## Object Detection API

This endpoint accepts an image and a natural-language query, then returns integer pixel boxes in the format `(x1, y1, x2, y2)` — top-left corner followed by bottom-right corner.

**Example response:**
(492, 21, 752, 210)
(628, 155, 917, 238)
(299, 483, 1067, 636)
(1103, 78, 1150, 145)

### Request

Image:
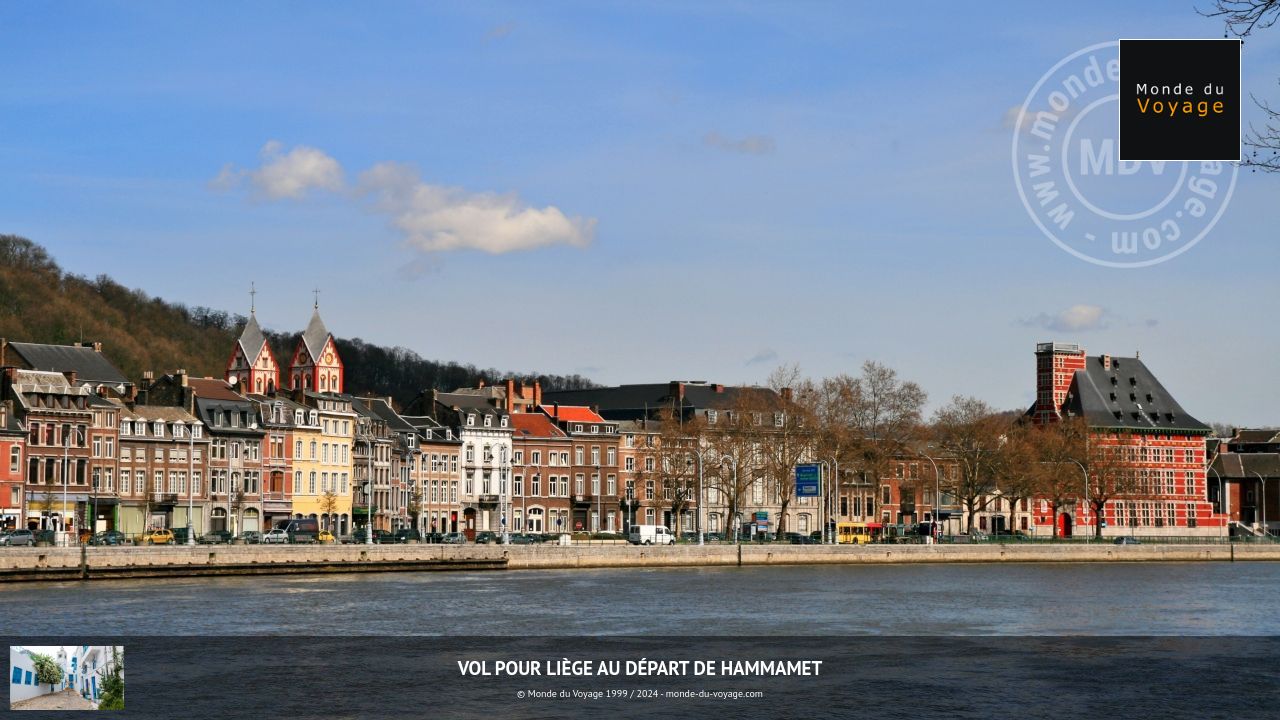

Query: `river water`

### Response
(2, 562, 1276, 636)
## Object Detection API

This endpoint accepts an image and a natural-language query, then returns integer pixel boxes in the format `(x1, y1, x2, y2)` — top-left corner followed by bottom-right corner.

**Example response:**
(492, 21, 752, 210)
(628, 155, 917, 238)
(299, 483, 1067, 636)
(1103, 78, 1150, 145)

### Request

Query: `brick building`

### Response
(0, 400, 24, 531)
(114, 402, 208, 536)
(509, 411, 572, 534)
(1208, 429, 1280, 535)
(539, 405, 622, 533)
(1029, 342, 1220, 537)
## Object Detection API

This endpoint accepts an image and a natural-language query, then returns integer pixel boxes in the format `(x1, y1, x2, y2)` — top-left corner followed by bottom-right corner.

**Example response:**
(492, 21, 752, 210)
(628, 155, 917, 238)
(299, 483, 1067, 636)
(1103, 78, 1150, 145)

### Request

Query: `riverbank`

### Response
(1, 542, 1278, 581)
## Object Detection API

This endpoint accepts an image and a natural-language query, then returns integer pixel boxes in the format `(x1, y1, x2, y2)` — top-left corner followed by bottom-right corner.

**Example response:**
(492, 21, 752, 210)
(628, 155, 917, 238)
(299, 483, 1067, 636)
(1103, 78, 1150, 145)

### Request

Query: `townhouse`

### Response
(0, 400, 24, 531)
(509, 411, 572, 534)
(539, 404, 623, 533)
(401, 413, 463, 533)
(114, 402, 208, 536)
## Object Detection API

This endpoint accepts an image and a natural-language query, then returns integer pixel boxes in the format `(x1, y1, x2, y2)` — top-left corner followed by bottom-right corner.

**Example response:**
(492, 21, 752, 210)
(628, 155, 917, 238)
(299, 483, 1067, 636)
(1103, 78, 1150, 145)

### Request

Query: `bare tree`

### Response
(753, 366, 814, 536)
(1077, 426, 1140, 539)
(841, 362, 928, 522)
(1200, 0, 1280, 170)
(704, 394, 764, 543)
(991, 422, 1040, 535)
(932, 396, 1004, 533)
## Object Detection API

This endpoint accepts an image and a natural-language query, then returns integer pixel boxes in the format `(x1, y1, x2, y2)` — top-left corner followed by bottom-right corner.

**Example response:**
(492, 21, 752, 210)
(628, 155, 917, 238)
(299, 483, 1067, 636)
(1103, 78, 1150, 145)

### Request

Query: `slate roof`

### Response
(1211, 452, 1280, 479)
(1059, 355, 1210, 434)
(6, 342, 129, 386)
(542, 382, 783, 420)
(435, 392, 508, 416)
(300, 308, 331, 361)
(236, 313, 269, 361)
(1233, 429, 1280, 445)
(352, 396, 415, 433)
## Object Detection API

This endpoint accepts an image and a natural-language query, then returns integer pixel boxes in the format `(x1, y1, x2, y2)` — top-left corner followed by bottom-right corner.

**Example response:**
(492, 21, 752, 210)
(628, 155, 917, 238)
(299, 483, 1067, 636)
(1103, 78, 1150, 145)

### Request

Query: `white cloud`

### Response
(1021, 304, 1109, 332)
(209, 140, 344, 200)
(703, 131, 776, 155)
(358, 162, 596, 254)
(212, 144, 596, 255)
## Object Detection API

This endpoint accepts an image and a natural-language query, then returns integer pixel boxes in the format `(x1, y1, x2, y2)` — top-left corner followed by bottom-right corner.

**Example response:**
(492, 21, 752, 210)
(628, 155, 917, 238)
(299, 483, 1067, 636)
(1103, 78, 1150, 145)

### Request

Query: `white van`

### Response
(629, 524, 676, 546)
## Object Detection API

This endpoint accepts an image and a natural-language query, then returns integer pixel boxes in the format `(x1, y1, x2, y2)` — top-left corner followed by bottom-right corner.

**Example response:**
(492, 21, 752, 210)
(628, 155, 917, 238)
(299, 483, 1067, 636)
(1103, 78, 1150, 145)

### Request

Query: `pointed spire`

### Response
(313, 287, 321, 310)
(302, 305, 331, 361)
(250, 282, 257, 315)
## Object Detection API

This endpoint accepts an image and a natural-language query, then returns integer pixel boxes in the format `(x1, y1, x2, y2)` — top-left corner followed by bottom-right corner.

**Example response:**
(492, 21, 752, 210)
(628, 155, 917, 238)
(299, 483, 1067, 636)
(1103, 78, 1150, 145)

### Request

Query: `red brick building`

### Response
(0, 400, 24, 531)
(509, 412, 571, 534)
(539, 405, 622, 533)
(1029, 342, 1220, 537)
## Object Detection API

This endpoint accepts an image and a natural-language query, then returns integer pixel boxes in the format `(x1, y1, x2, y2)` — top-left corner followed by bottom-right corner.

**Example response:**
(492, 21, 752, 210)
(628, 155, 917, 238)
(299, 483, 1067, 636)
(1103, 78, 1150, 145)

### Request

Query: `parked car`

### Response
(199, 530, 233, 544)
(784, 532, 816, 545)
(350, 528, 394, 544)
(474, 531, 499, 544)
(1114, 536, 1141, 545)
(441, 532, 467, 544)
(238, 530, 262, 544)
(0, 529, 35, 546)
(144, 529, 175, 545)
(262, 528, 291, 544)
(89, 530, 127, 546)
(393, 529, 422, 543)
(508, 533, 540, 545)
(317, 530, 336, 543)
(421, 532, 443, 544)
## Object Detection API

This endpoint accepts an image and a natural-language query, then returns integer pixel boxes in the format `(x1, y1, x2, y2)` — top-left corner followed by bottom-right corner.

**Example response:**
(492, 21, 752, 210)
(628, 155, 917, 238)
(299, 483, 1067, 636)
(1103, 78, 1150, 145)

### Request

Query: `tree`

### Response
(97, 647, 125, 710)
(704, 394, 764, 543)
(990, 422, 1040, 535)
(1078, 426, 1141, 539)
(932, 396, 1004, 533)
(1027, 419, 1088, 538)
(318, 490, 340, 531)
(1200, 1, 1280, 170)
(646, 408, 699, 537)
(753, 365, 814, 536)
(30, 652, 63, 692)
(406, 485, 422, 530)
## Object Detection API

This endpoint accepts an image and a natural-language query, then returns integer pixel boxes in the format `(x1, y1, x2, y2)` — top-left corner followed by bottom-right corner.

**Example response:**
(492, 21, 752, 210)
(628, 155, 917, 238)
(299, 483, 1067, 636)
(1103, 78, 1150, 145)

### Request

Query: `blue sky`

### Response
(2, 1, 1277, 425)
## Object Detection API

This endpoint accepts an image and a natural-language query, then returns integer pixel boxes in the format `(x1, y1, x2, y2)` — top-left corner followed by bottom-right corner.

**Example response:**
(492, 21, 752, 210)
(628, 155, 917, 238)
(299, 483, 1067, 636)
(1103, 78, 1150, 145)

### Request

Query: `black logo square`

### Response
(1119, 39, 1241, 161)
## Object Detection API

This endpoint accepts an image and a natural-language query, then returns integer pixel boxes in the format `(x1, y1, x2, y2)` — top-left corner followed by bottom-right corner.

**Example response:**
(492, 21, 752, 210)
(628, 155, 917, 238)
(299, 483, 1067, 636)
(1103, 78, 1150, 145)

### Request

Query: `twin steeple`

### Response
(226, 285, 344, 395)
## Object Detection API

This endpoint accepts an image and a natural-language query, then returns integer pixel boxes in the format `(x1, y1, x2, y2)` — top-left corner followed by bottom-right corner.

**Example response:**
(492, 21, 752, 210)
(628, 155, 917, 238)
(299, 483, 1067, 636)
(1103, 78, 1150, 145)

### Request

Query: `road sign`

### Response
(795, 463, 821, 497)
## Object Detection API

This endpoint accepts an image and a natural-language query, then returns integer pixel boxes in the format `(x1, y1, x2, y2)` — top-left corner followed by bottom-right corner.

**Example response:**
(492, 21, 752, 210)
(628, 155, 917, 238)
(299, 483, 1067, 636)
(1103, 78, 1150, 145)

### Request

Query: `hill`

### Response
(0, 234, 596, 403)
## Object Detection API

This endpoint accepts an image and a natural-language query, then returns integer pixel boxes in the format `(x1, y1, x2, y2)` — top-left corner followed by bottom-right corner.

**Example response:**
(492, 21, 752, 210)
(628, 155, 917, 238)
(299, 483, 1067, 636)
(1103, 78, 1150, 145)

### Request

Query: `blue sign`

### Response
(795, 463, 821, 497)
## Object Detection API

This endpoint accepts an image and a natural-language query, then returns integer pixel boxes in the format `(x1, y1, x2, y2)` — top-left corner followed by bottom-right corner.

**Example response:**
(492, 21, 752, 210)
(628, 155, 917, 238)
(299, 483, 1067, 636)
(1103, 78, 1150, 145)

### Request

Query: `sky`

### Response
(2, 1, 1277, 426)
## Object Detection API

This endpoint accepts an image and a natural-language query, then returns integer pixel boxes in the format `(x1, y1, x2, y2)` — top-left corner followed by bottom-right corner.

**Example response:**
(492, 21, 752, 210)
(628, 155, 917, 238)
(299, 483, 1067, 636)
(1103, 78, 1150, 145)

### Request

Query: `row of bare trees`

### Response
(629, 362, 1155, 540)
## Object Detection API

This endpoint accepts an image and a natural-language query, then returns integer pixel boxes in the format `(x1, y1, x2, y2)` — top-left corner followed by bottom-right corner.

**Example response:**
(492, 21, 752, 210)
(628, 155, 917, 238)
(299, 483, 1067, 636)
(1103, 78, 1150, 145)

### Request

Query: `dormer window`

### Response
(173, 423, 185, 438)
(468, 414, 475, 426)
(136, 422, 147, 436)
(153, 421, 165, 436)
(120, 421, 131, 436)
(192, 425, 202, 439)
(500, 417, 507, 428)
(590, 425, 598, 434)
(774, 412, 784, 427)
(484, 415, 492, 427)
(574, 424, 583, 433)
(707, 410, 717, 424)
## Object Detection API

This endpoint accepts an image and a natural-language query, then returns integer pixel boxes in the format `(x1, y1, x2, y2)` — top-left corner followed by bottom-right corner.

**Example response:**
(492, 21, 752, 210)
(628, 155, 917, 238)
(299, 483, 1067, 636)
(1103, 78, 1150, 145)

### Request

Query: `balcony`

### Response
(478, 494, 500, 506)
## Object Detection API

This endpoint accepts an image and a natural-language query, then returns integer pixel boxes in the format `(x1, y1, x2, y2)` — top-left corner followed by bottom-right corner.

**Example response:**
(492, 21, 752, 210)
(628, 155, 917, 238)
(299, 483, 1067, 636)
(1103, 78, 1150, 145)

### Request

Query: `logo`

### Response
(1012, 41, 1237, 268)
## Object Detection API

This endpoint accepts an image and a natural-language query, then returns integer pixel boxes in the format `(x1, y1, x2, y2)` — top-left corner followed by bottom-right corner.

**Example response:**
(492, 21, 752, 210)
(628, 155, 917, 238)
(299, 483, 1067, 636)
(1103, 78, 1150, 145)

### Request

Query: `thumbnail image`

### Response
(9, 646, 123, 711)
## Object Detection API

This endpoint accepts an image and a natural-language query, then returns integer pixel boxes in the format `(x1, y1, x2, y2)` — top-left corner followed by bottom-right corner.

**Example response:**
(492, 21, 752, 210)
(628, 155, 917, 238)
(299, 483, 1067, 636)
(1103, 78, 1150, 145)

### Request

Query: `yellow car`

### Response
(144, 529, 175, 545)
(318, 530, 336, 543)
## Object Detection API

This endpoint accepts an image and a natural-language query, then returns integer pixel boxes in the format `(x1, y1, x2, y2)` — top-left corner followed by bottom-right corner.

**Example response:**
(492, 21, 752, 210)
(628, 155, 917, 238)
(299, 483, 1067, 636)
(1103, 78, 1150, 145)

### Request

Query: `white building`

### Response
(9, 646, 53, 704)
(66, 645, 119, 705)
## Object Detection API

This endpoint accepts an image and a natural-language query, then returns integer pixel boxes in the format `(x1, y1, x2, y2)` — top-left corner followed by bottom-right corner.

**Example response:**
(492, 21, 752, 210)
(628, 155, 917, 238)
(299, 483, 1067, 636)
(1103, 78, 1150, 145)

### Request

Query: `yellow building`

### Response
(290, 393, 356, 535)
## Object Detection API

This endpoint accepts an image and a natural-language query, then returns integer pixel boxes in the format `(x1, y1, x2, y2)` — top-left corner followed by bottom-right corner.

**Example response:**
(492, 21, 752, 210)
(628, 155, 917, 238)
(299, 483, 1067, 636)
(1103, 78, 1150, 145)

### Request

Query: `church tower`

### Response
(226, 284, 280, 394)
(289, 294, 344, 393)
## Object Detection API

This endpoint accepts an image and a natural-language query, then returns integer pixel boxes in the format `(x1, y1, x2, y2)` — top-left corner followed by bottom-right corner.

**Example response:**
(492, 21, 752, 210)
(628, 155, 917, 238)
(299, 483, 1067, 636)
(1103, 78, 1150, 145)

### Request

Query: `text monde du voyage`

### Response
(457, 659, 824, 677)
(1134, 82, 1228, 118)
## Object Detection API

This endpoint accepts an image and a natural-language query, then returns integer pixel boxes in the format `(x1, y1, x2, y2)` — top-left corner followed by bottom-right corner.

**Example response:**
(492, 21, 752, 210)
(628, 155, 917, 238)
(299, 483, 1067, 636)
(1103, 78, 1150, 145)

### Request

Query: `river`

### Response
(2, 562, 1276, 636)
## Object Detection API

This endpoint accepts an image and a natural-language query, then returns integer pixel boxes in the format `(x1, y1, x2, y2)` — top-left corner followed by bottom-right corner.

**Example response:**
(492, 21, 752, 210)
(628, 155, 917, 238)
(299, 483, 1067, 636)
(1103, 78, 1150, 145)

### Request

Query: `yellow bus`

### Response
(836, 522, 883, 544)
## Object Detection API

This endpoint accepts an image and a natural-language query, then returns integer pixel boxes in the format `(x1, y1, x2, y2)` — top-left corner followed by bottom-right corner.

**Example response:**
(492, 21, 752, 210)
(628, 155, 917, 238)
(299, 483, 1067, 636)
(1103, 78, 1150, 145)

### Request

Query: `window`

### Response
(607, 448, 616, 466)
(576, 474, 585, 495)
(625, 456, 634, 471)
(8, 447, 17, 473)
(532, 475, 541, 496)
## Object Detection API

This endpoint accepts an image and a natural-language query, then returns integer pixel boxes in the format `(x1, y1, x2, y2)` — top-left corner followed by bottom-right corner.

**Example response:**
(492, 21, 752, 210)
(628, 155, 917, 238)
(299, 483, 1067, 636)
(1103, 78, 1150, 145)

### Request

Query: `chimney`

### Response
(63, 370, 78, 385)
(533, 380, 542, 407)
(0, 338, 6, 366)
(552, 402, 559, 420)
(669, 381, 685, 404)
(93, 341, 103, 353)
(177, 369, 188, 387)
(478, 379, 485, 389)
(781, 387, 793, 402)
(1102, 355, 1112, 370)
(713, 384, 724, 393)
(505, 379, 516, 414)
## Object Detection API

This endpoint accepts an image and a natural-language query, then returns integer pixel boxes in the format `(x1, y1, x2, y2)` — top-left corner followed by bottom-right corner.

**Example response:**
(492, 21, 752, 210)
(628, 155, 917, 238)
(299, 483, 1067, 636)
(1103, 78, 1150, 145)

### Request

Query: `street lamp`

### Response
(921, 452, 941, 543)
(62, 425, 86, 546)
(362, 480, 373, 546)
(719, 455, 739, 544)
(1252, 471, 1268, 539)
(186, 423, 197, 545)
(1207, 465, 1226, 532)
(91, 474, 99, 542)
